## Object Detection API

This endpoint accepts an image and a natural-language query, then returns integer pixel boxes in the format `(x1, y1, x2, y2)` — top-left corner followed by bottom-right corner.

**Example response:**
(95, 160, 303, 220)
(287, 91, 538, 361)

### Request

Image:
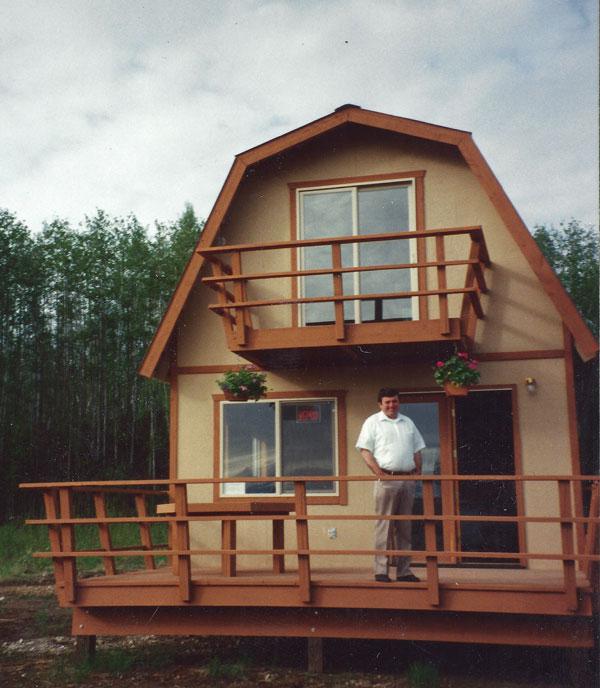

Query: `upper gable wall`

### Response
(177, 124, 564, 366)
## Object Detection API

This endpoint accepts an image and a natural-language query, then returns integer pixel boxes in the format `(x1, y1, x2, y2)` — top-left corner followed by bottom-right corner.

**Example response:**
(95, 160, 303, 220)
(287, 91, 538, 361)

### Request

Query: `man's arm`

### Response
(413, 451, 423, 474)
(360, 448, 385, 477)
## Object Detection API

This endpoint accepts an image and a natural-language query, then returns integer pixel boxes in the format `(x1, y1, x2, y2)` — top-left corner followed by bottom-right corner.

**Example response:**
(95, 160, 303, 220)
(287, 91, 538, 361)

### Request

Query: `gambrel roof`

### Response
(140, 105, 598, 378)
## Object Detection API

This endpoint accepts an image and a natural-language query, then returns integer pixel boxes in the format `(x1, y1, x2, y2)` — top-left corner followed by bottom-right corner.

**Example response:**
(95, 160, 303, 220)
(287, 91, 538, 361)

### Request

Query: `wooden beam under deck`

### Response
(71, 604, 595, 648)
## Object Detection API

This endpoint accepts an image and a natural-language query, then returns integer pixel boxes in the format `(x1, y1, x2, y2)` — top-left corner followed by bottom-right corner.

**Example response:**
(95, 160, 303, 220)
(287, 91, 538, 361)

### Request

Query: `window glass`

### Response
(221, 399, 337, 496)
(302, 190, 354, 323)
(280, 401, 335, 493)
(358, 185, 411, 321)
(222, 402, 275, 495)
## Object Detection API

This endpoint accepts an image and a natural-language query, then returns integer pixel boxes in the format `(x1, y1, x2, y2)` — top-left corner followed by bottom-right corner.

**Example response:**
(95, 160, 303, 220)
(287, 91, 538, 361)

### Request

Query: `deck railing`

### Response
(21, 475, 599, 611)
(197, 226, 490, 347)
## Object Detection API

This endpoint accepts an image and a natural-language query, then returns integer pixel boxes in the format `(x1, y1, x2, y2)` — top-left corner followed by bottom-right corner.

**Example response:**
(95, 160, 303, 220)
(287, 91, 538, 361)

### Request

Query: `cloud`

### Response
(0, 0, 597, 231)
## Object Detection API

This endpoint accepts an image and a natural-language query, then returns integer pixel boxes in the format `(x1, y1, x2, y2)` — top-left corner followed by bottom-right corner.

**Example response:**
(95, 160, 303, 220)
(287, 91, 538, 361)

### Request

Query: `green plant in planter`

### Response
(217, 366, 268, 401)
(433, 352, 481, 391)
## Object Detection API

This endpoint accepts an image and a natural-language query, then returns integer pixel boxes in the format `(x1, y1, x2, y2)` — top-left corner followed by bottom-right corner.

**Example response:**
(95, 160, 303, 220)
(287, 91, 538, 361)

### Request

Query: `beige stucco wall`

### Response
(175, 125, 574, 571)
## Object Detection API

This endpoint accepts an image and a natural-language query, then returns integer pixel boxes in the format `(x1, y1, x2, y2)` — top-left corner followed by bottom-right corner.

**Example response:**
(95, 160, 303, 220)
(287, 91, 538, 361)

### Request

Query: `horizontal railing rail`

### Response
(22, 475, 599, 610)
(196, 226, 490, 346)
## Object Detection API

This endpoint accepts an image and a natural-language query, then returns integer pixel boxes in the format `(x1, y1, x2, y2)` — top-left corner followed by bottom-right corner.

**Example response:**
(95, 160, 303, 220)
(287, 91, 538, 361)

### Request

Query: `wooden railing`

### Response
(21, 475, 599, 611)
(198, 226, 490, 347)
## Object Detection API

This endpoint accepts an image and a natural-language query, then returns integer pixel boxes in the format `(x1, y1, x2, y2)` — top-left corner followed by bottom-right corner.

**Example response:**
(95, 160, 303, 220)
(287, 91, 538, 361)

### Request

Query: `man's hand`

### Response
(359, 448, 386, 477)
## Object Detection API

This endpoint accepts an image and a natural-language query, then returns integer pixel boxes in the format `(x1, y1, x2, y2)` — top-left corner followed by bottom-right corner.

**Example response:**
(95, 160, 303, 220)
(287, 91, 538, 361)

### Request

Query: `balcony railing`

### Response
(198, 226, 490, 365)
(22, 474, 599, 611)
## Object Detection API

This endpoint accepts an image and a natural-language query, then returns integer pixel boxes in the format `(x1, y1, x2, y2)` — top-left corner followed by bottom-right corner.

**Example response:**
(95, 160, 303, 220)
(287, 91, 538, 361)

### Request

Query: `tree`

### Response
(533, 220, 599, 478)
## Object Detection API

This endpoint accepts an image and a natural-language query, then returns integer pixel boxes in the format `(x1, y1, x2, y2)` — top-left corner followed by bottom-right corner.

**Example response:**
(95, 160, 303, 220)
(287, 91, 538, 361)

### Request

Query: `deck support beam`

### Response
(307, 637, 324, 673)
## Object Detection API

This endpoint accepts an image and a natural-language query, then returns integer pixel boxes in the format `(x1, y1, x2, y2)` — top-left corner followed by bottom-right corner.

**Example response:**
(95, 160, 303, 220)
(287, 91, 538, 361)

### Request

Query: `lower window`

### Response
(220, 398, 338, 496)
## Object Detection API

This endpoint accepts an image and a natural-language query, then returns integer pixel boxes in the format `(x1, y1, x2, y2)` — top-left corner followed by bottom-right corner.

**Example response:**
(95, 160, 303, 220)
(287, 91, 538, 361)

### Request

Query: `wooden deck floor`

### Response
(67, 564, 595, 615)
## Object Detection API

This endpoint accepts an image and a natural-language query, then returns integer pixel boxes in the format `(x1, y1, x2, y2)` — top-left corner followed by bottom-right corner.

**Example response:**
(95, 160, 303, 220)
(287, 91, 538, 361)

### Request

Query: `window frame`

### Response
(213, 390, 348, 505)
(289, 171, 427, 328)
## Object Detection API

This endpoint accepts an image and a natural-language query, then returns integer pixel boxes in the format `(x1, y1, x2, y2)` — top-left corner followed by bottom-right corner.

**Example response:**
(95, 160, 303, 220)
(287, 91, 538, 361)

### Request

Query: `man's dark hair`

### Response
(377, 387, 399, 402)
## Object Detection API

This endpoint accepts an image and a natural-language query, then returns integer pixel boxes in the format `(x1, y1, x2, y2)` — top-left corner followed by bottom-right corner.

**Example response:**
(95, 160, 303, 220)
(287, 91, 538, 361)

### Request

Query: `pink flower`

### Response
(458, 352, 468, 359)
(468, 362, 478, 369)
(436, 361, 445, 368)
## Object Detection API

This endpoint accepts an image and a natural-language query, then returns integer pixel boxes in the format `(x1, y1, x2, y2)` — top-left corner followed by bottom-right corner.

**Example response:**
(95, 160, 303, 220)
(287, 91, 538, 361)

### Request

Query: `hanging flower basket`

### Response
(217, 366, 268, 402)
(443, 381, 469, 397)
(433, 352, 481, 397)
(222, 390, 251, 402)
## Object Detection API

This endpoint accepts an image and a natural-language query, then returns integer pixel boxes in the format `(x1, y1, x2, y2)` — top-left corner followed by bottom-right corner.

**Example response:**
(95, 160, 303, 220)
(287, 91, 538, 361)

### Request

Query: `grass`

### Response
(406, 661, 440, 688)
(0, 520, 168, 582)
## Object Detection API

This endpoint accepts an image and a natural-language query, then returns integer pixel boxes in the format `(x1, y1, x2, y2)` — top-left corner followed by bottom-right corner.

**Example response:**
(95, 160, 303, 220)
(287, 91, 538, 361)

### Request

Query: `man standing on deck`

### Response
(356, 387, 425, 582)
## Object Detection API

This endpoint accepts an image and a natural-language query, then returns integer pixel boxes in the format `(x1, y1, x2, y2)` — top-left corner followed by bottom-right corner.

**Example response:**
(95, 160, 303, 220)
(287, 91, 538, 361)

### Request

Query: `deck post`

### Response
(331, 242, 345, 341)
(558, 479, 578, 612)
(58, 487, 77, 603)
(173, 483, 192, 602)
(42, 489, 65, 603)
(294, 480, 311, 603)
(307, 637, 324, 673)
(435, 235, 450, 335)
(93, 492, 116, 575)
(134, 494, 156, 570)
(75, 635, 96, 661)
(422, 480, 440, 606)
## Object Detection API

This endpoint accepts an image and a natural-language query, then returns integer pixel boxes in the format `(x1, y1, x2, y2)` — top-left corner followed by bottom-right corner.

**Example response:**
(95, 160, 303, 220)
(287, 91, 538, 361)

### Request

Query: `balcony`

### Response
(198, 226, 490, 368)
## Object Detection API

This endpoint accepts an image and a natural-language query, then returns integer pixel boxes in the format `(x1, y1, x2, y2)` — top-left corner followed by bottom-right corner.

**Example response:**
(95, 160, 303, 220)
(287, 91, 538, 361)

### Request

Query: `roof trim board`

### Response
(139, 106, 597, 378)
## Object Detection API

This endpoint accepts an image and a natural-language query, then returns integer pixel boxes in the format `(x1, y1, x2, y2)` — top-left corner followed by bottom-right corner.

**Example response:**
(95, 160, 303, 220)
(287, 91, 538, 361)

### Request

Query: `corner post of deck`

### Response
(42, 488, 65, 602)
(558, 479, 578, 612)
(294, 480, 311, 603)
(58, 487, 77, 603)
(173, 482, 192, 602)
(93, 491, 116, 576)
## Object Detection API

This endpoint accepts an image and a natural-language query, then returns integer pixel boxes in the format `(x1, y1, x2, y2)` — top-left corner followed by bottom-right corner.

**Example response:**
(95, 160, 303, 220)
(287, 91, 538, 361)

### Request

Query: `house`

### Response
(24, 105, 599, 673)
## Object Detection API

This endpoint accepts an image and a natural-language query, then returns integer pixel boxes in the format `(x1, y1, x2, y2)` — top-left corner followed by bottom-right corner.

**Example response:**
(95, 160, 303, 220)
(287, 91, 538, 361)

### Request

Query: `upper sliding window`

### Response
(219, 397, 339, 498)
(298, 179, 418, 325)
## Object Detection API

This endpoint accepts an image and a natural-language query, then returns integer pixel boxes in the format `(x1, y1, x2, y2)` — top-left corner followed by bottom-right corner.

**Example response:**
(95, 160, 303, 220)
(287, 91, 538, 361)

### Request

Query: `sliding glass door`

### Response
(299, 181, 417, 325)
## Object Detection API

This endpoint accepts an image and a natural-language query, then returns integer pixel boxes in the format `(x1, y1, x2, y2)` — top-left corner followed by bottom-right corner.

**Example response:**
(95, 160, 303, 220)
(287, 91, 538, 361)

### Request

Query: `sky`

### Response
(1, 0, 598, 233)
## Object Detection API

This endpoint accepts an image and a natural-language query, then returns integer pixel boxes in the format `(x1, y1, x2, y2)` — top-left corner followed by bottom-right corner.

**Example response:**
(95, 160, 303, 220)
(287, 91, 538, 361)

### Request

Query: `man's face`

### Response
(379, 395, 399, 419)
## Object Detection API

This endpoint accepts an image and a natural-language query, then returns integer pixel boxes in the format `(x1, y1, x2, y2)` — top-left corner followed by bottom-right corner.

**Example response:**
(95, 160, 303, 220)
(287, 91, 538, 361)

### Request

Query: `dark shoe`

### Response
(396, 573, 420, 582)
(374, 574, 392, 582)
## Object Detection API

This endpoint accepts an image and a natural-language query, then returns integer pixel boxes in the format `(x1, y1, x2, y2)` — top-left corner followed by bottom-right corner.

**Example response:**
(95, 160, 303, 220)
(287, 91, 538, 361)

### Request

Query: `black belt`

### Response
(380, 468, 413, 475)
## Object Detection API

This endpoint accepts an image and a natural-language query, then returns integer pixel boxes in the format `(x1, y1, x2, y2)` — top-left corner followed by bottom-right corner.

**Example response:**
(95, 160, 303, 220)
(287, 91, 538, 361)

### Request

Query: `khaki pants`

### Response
(373, 479, 416, 576)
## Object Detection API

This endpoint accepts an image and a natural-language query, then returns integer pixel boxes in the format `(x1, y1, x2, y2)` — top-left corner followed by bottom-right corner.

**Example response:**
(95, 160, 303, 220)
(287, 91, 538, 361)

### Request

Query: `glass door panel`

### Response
(357, 185, 413, 321)
(301, 190, 354, 324)
(399, 399, 444, 552)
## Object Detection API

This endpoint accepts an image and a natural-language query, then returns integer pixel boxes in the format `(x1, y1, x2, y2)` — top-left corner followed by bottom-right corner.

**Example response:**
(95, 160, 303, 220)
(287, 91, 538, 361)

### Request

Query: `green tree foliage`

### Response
(533, 220, 598, 336)
(533, 220, 599, 477)
(0, 206, 203, 520)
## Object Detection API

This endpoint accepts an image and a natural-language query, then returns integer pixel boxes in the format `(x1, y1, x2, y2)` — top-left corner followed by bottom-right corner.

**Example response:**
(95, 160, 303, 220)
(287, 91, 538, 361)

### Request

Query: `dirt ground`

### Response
(0, 584, 595, 687)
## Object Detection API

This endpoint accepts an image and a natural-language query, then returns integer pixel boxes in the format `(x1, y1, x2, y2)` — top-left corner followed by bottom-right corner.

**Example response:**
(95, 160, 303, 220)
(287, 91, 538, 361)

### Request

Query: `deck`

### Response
(21, 474, 599, 649)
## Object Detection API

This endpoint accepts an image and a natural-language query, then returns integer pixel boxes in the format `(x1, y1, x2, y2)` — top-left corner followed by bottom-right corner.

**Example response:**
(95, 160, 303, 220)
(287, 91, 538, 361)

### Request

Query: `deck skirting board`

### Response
(71, 606, 595, 648)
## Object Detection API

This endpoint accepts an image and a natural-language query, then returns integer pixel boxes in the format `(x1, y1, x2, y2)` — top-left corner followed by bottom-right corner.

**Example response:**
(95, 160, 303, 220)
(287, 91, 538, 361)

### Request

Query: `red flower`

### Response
(468, 362, 478, 369)
(436, 361, 445, 368)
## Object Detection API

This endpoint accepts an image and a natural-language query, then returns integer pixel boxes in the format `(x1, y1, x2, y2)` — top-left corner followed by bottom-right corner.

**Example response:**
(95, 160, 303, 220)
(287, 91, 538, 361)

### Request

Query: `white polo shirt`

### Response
(356, 411, 426, 472)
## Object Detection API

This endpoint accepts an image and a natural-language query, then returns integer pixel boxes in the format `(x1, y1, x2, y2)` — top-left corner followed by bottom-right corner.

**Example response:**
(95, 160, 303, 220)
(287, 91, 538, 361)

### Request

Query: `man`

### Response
(356, 387, 425, 583)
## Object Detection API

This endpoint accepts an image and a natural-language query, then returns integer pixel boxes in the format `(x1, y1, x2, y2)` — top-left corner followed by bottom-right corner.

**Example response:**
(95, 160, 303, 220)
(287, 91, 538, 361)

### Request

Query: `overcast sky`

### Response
(1, 0, 597, 233)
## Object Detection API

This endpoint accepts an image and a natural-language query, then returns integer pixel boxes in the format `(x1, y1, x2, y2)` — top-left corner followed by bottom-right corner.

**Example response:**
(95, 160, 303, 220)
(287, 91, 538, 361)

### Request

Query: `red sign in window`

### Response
(296, 405, 321, 423)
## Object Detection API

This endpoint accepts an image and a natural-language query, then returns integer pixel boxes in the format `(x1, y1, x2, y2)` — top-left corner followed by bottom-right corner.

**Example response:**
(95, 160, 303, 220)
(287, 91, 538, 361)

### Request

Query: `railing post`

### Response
(583, 481, 599, 580)
(558, 479, 578, 612)
(93, 492, 116, 575)
(134, 494, 156, 571)
(210, 259, 235, 346)
(435, 235, 450, 335)
(42, 489, 65, 603)
(173, 483, 192, 602)
(331, 243, 345, 341)
(231, 251, 247, 346)
(294, 480, 312, 602)
(58, 487, 77, 603)
(422, 480, 440, 606)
